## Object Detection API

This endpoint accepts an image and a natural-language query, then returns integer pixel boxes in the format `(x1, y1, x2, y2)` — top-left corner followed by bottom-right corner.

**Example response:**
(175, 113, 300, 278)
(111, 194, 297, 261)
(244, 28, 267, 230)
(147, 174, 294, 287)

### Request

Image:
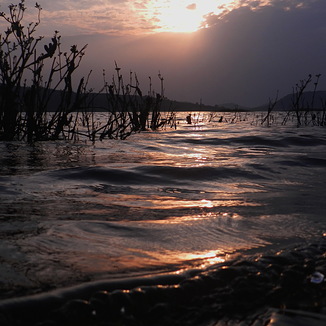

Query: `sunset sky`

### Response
(1, 0, 326, 107)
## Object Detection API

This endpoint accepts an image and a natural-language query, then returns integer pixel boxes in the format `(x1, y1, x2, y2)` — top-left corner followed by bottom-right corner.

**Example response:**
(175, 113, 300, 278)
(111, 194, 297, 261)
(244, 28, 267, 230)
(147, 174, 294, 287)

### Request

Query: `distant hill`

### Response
(44, 90, 326, 112)
(32, 89, 238, 112)
(164, 100, 250, 112)
(254, 91, 326, 111)
(218, 102, 251, 111)
(9, 85, 325, 112)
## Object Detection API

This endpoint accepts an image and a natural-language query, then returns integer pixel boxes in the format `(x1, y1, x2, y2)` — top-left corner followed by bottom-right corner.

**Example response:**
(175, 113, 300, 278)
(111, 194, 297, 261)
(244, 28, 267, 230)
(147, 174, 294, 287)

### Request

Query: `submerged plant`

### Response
(261, 91, 279, 127)
(261, 74, 326, 127)
(0, 1, 175, 142)
(77, 64, 176, 142)
(0, 1, 88, 141)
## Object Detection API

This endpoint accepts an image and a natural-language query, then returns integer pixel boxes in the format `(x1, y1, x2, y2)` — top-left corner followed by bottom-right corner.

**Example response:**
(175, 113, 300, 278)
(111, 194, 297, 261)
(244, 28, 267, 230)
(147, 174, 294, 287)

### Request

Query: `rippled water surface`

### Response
(1, 112, 326, 297)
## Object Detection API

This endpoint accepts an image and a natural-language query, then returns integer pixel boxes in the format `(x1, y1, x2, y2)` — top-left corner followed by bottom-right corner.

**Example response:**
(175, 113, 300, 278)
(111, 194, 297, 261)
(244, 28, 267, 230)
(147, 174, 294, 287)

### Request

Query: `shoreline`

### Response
(1, 237, 326, 325)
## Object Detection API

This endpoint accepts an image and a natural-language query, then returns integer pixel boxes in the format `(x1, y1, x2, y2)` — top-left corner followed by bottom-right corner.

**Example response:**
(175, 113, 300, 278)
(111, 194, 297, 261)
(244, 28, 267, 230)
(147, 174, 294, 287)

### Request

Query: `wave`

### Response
(47, 165, 267, 187)
(177, 133, 326, 148)
(1, 113, 326, 319)
(1, 237, 326, 326)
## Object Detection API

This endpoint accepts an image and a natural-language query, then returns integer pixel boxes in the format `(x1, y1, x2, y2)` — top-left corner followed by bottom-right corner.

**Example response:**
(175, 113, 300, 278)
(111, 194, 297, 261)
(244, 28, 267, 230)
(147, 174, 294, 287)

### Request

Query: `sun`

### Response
(158, 3, 202, 33)
(148, 1, 222, 33)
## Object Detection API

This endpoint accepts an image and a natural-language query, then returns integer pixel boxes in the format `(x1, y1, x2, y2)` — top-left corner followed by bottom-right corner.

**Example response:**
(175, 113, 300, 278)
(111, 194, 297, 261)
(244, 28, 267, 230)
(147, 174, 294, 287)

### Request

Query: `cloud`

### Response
(1, 0, 325, 106)
(205, 0, 320, 25)
(186, 3, 197, 10)
(170, 0, 325, 106)
(57, 0, 326, 107)
(0, 0, 156, 35)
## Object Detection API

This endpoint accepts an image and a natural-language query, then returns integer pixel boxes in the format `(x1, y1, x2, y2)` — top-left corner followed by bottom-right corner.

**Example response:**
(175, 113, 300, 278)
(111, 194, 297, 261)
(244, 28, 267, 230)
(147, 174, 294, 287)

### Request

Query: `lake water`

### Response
(1, 111, 326, 301)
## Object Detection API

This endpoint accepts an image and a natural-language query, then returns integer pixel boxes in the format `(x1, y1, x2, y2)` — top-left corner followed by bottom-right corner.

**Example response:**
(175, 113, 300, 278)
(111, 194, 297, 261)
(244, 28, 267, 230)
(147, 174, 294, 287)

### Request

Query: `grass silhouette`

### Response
(0, 1, 175, 142)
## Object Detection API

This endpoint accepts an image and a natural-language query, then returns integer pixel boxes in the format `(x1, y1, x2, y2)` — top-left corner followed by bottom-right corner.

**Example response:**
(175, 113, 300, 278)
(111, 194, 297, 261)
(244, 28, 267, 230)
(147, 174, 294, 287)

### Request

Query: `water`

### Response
(1, 111, 326, 299)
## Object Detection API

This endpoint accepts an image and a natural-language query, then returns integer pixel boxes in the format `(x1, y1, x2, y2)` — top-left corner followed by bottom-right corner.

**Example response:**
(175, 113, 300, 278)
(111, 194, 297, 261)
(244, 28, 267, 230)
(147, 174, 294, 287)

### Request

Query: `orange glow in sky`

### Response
(0, 1, 280, 36)
(145, 0, 224, 33)
(0, 0, 313, 36)
(6, 0, 238, 36)
(1, 0, 322, 108)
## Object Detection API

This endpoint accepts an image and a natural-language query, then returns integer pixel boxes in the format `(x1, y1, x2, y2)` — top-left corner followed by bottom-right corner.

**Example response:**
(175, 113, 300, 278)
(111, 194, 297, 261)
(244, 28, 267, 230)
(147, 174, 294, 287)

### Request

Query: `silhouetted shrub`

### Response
(0, 1, 175, 142)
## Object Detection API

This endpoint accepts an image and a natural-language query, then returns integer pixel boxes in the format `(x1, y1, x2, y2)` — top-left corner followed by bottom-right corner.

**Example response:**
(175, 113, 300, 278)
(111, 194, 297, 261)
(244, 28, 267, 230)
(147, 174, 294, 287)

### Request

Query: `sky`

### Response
(1, 0, 326, 107)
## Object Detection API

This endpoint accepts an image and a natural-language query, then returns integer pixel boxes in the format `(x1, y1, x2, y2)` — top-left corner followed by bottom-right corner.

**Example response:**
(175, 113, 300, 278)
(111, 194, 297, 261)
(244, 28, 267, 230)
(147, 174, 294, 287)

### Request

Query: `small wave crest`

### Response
(47, 165, 267, 187)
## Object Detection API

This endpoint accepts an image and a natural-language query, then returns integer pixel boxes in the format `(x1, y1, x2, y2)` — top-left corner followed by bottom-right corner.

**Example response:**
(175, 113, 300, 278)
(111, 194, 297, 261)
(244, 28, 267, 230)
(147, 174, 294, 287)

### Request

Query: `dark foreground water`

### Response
(1, 112, 326, 325)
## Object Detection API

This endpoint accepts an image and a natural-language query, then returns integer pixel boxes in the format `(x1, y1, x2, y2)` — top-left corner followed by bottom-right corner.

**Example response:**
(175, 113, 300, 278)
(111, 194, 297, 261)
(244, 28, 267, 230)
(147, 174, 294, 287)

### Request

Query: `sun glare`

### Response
(148, 0, 223, 33)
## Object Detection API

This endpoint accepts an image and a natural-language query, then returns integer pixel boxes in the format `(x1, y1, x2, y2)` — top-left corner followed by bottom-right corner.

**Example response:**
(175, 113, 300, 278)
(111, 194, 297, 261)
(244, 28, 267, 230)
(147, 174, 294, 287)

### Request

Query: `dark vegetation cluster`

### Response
(0, 1, 324, 143)
(208, 74, 326, 127)
(261, 74, 326, 127)
(0, 1, 176, 142)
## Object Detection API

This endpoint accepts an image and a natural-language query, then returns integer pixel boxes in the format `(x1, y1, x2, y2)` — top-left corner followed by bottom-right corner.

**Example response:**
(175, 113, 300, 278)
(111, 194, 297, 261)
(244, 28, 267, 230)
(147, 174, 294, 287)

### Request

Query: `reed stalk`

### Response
(0, 1, 175, 142)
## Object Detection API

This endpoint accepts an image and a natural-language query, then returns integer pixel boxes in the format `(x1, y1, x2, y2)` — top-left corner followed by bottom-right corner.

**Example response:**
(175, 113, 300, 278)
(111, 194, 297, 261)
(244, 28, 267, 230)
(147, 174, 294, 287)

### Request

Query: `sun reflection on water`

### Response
(175, 250, 226, 269)
(87, 193, 259, 210)
(133, 247, 227, 270)
(147, 211, 242, 225)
